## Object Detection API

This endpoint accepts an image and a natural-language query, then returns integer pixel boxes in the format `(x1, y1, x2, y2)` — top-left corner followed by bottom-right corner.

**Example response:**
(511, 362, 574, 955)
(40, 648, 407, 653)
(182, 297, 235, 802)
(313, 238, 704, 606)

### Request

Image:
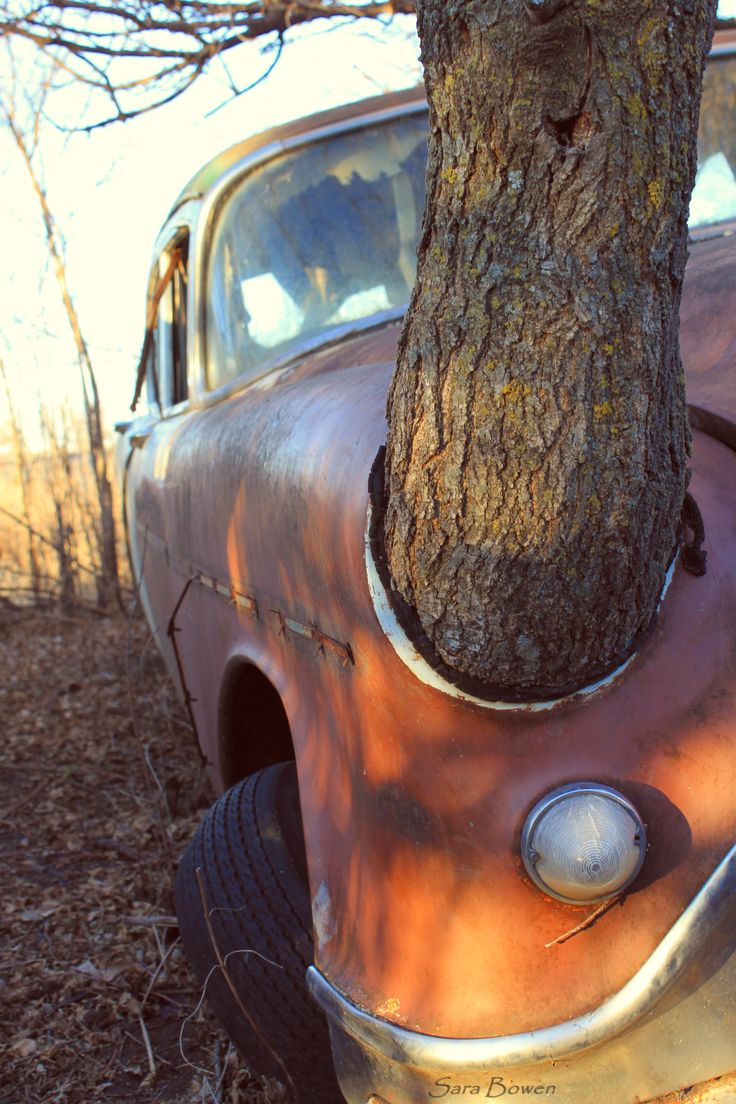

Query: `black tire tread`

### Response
(175, 763, 344, 1103)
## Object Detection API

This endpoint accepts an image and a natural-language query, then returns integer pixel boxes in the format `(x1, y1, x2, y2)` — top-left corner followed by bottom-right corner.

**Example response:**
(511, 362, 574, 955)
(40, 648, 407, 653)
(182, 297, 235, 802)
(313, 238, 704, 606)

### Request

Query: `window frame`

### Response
(190, 99, 429, 409)
(137, 223, 193, 419)
(178, 40, 736, 410)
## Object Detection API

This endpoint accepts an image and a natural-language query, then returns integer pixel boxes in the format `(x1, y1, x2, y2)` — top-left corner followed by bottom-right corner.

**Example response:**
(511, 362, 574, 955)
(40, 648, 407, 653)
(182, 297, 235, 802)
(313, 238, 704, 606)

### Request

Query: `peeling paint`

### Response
(312, 881, 337, 951)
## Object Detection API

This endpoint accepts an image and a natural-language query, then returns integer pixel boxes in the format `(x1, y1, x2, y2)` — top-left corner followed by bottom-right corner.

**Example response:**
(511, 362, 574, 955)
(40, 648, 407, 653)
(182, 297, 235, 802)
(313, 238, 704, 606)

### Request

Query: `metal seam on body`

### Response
(307, 840, 736, 1071)
(134, 522, 354, 666)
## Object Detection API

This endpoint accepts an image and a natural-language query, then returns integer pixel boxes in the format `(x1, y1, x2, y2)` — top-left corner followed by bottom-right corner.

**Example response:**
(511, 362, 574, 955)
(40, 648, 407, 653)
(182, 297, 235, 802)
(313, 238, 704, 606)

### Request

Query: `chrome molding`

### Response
(190, 307, 406, 414)
(189, 99, 428, 403)
(308, 841, 736, 1072)
(364, 504, 677, 712)
(709, 39, 736, 58)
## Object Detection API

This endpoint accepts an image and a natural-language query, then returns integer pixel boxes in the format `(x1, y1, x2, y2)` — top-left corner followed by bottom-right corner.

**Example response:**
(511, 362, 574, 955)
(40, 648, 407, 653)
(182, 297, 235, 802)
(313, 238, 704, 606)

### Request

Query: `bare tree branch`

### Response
(1, 78, 122, 607)
(0, 0, 417, 127)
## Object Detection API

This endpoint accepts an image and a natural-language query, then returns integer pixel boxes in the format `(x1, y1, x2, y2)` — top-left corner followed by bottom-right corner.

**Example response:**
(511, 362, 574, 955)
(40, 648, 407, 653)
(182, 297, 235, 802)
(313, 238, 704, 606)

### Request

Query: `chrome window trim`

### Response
(189, 100, 428, 405)
(178, 40, 733, 403)
(192, 309, 406, 412)
(144, 217, 196, 418)
(708, 39, 736, 58)
(308, 840, 736, 1072)
(162, 398, 190, 420)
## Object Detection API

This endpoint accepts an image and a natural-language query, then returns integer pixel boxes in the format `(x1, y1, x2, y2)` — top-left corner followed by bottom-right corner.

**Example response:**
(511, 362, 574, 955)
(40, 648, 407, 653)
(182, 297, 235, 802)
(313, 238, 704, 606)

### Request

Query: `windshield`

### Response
(690, 53, 736, 228)
(206, 112, 427, 391)
(206, 58, 736, 391)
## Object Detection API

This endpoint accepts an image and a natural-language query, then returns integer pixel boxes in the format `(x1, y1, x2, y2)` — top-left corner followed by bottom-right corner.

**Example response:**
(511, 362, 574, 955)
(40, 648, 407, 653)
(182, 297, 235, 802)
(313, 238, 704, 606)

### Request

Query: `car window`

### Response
(690, 53, 736, 228)
(204, 58, 735, 394)
(205, 114, 427, 391)
(140, 233, 189, 413)
(157, 243, 189, 407)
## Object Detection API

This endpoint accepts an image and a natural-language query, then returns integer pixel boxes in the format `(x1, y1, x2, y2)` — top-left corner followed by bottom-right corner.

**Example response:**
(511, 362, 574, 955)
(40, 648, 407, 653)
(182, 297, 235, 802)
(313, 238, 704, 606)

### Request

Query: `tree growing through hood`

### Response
(0, 0, 722, 690)
(383, 0, 717, 699)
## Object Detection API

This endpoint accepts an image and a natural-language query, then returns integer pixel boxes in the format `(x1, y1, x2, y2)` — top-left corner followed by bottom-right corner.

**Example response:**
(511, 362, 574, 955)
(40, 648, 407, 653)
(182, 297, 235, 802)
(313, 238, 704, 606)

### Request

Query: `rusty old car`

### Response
(117, 27, 736, 1104)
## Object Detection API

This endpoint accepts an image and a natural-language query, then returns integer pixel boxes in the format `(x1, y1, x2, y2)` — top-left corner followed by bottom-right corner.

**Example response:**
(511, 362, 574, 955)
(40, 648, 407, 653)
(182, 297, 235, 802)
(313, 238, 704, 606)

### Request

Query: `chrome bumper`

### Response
(308, 843, 736, 1103)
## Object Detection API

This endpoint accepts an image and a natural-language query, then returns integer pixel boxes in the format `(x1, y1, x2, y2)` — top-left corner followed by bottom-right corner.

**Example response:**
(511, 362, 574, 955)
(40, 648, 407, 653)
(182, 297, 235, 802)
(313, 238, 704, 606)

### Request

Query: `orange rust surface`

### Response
(291, 431, 736, 1039)
(128, 235, 736, 1039)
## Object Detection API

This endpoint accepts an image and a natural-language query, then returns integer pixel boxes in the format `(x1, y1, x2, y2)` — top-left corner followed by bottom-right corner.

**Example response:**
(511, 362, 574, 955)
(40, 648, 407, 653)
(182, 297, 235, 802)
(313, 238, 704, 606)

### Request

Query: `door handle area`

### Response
(115, 420, 152, 449)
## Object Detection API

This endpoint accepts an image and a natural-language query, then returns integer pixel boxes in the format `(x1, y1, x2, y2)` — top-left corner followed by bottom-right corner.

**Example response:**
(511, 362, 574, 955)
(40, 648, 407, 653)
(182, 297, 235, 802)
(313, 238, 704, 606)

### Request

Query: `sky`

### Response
(2, 3, 735, 448)
(0, 15, 421, 446)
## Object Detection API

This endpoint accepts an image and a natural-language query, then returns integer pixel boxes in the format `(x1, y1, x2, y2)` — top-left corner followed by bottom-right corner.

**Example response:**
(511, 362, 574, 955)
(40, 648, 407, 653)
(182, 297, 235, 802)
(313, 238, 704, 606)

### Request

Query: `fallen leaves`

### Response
(1, 602, 284, 1103)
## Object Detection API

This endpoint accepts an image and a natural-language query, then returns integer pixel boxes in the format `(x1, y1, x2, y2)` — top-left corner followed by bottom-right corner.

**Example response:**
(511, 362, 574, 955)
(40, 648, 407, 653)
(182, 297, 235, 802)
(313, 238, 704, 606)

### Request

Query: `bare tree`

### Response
(39, 405, 78, 613)
(0, 354, 42, 600)
(1, 77, 121, 610)
(0, 398, 107, 608)
(0, 1, 416, 129)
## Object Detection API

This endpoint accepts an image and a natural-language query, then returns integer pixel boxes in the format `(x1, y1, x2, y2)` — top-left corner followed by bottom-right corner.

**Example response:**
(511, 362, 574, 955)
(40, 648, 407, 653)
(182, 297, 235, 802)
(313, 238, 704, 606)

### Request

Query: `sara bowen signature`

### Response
(430, 1077, 558, 1098)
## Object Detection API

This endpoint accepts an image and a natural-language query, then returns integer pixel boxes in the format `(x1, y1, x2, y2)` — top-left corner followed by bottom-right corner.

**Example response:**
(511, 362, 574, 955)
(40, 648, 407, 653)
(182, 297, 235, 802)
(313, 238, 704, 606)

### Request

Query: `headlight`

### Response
(521, 783, 646, 904)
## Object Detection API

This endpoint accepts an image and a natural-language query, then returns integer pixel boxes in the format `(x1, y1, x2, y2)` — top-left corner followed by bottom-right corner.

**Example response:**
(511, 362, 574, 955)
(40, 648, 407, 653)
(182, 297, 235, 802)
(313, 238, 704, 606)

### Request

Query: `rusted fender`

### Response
(150, 323, 736, 1038)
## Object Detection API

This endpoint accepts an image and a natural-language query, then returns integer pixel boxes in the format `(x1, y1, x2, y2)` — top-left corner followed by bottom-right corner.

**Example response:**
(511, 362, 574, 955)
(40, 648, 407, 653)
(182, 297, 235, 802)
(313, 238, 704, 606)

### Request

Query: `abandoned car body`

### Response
(118, 33, 736, 1104)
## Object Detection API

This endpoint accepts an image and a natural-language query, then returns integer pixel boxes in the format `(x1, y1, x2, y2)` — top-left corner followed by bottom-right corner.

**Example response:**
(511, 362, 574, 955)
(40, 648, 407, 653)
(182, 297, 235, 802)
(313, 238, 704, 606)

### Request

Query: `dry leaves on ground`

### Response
(0, 598, 287, 1104)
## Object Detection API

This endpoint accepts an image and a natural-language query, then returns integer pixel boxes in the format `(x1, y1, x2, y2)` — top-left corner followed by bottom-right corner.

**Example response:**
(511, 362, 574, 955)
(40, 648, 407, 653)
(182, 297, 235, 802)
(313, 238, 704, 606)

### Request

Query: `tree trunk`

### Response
(5, 111, 121, 611)
(384, 0, 716, 699)
(1, 357, 42, 601)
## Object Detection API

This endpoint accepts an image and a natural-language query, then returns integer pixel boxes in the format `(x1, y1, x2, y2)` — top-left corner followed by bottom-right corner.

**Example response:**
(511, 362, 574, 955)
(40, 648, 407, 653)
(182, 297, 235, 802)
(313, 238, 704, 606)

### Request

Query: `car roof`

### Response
(169, 26, 736, 220)
(170, 84, 427, 217)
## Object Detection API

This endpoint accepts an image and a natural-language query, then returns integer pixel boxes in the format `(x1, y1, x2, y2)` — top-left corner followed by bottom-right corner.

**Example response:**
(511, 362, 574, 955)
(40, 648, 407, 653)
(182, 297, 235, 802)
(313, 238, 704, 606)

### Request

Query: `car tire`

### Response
(174, 761, 344, 1103)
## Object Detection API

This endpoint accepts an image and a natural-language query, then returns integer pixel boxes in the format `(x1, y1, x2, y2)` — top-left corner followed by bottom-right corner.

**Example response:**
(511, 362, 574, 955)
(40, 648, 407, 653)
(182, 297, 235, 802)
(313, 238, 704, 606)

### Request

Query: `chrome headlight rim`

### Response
(521, 781, 647, 905)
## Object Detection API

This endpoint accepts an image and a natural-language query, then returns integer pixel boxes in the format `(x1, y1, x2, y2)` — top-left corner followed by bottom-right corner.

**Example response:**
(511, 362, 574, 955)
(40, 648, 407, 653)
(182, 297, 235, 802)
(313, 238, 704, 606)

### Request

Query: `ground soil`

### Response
(0, 599, 288, 1104)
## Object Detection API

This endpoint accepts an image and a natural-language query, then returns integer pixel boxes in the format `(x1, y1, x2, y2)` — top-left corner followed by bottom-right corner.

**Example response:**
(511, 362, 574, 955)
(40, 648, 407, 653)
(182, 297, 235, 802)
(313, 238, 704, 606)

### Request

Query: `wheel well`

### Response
(218, 659, 295, 788)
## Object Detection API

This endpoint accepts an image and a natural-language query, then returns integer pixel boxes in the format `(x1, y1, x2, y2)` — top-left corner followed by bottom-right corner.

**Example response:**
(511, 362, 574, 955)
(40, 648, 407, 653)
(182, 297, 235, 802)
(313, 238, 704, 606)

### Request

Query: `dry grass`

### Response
(0, 599, 287, 1104)
(0, 417, 124, 608)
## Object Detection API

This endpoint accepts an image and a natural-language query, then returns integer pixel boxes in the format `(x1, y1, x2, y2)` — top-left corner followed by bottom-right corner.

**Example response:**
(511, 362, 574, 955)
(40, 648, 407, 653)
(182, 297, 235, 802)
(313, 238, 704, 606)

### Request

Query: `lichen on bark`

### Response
(384, 0, 717, 698)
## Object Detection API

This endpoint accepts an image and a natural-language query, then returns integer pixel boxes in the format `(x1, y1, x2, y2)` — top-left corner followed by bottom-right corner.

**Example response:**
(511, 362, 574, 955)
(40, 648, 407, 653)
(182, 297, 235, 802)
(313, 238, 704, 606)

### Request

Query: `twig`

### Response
(194, 866, 296, 1100)
(147, 989, 192, 1010)
(140, 936, 181, 1010)
(545, 896, 621, 947)
(142, 741, 166, 802)
(166, 575, 205, 763)
(124, 914, 178, 927)
(138, 1014, 157, 1078)
(178, 965, 221, 1078)
(0, 504, 98, 576)
(122, 1028, 174, 1067)
(152, 922, 165, 962)
(204, 32, 284, 117)
(0, 780, 46, 824)
(214, 1041, 232, 1099)
(211, 1037, 224, 1103)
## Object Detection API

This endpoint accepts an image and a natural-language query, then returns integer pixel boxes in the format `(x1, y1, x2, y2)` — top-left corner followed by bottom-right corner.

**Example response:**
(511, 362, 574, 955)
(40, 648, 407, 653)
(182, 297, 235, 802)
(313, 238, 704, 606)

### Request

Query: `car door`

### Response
(118, 225, 192, 679)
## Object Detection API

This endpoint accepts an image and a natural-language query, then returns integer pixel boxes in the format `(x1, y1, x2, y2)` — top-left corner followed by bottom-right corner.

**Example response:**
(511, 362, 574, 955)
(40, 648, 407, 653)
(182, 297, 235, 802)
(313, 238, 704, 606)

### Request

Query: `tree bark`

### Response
(384, 0, 716, 699)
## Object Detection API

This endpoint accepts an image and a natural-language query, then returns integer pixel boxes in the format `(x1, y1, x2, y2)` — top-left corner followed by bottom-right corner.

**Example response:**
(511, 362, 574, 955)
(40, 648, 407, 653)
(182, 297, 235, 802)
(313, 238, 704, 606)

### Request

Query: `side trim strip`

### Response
(308, 842, 736, 1072)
